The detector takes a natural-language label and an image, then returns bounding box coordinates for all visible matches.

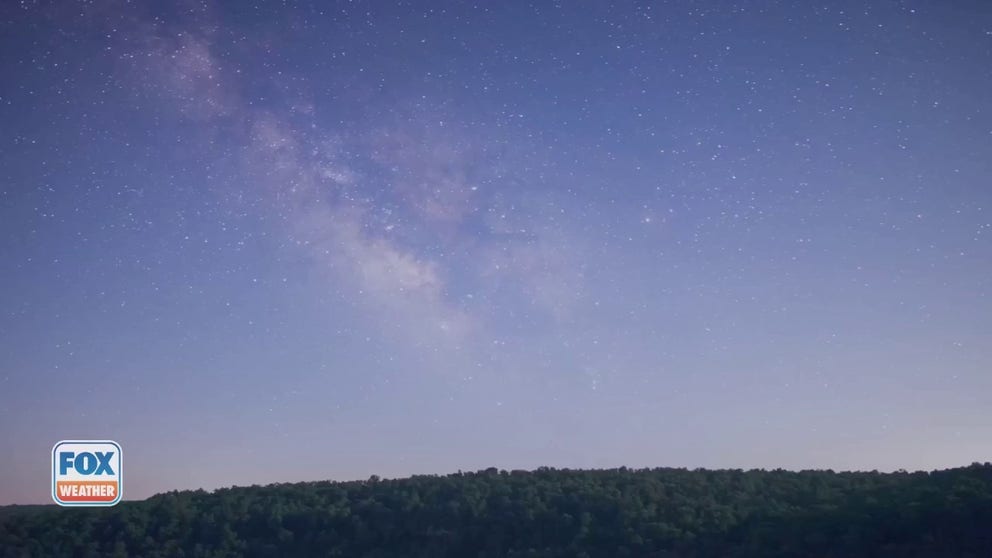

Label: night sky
[2,1,990,505]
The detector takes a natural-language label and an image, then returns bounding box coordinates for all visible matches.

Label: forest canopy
[2,464,991,557]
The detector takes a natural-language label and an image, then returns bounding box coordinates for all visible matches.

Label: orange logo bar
[55,481,119,502]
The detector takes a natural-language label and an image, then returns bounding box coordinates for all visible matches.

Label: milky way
[1,1,990,503]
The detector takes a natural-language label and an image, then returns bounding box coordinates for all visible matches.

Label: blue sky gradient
[1,1,990,504]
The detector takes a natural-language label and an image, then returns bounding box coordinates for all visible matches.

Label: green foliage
[2,464,991,557]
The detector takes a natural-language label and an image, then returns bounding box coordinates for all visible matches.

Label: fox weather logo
[52,440,123,507]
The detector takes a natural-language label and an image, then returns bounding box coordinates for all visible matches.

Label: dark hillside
[2,464,991,557]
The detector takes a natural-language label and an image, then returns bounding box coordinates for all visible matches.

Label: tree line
[2,463,991,557]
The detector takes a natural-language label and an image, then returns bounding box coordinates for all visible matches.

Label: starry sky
[1,1,991,505]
